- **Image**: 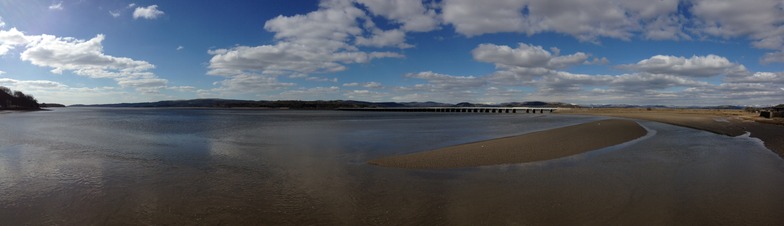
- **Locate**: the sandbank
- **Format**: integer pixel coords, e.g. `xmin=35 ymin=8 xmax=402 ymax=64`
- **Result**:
xmin=559 ymin=108 xmax=784 ymax=158
xmin=369 ymin=119 xmax=647 ymax=169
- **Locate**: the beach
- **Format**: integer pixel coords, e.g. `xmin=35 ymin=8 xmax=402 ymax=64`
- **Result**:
xmin=558 ymin=108 xmax=784 ymax=158
xmin=370 ymin=119 xmax=647 ymax=169
xmin=370 ymin=108 xmax=784 ymax=169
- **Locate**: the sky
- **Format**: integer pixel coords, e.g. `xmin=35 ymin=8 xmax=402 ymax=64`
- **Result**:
xmin=0 ymin=0 xmax=783 ymax=106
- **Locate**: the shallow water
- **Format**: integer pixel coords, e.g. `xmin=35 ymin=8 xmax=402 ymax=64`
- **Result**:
xmin=1 ymin=108 xmax=782 ymax=225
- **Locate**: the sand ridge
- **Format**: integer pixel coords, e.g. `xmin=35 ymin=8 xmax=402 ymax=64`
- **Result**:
xmin=369 ymin=119 xmax=648 ymax=169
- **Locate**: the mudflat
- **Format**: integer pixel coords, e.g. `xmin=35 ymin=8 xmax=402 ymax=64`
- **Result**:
xmin=559 ymin=108 xmax=784 ymax=158
xmin=369 ymin=119 xmax=647 ymax=169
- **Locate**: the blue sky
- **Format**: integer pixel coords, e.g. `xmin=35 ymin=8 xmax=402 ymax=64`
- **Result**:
xmin=0 ymin=0 xmax=782 ymax=105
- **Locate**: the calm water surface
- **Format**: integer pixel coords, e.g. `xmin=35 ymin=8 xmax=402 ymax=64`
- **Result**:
xmin=1 ymin=108 xmax=783 ymax=225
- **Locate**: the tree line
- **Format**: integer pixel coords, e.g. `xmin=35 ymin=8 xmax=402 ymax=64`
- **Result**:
xmin=0 ymin=86 xmax=40 ymax=110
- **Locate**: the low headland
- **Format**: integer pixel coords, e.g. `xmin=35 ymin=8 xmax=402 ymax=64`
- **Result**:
xmin=0 ymin=86 xmax=42 ymax=111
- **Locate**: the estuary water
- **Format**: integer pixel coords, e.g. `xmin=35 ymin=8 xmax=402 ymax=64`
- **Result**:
xmin=1 ymin=108 xmax=783 ymax=225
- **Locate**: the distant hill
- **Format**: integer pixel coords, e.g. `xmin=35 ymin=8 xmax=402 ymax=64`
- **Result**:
xmin=72 ymin=99 xmax=393 ymax=109
xmin=68 ymin=99 xmax=762 ymax=110
xmin=69 ymin=99 xmax=579 ymax=110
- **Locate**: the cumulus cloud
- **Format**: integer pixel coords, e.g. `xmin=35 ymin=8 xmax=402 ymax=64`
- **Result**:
xmin=0 ymin=24 xmax=171 ymax=93
xmin=343 ymin=81 xmax=382 ymax=88
xmin=438 ymin=0 xmax=784 ymax=63
xmin=761 ymin=51 xmax=784 ymax=64
xmin=725 ymin=72 xmax=784 ymax=84
xmin=21 ymin=34 xmax=155 ymax=76
xmin=390 ymin=45 xmax=782 ymax=105
xmin=209 ymin=1 xmax=406 ymax=78
xmin=472 ymin=43 xmax=590 ymax=70
xmin=355 ymin=0 xmax=439 ymax=32
xmin=208 ymin=43 xmax=401 ymax=77
xmin=0 ymin=27 xmax=33 ymax=56
xmin=206 ymin=0 xmax=417 ymax=95
xmin=355 ymin=29 xmax=411 ymax=48
xmin=441 ymin=0 xmax=681 ymax=41
xmin=133 ymin=5 xmax=165 ymax=20
xmin=690 ymin=0 xmax=784 ymax=49
xmin=0 ymin=78 xmax=68 ymax=89
xmin=619 ymin=55 xmax=746 ymax=77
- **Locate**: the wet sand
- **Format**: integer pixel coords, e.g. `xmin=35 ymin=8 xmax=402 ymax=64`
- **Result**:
xmin=559 ymin=108 xmax=784 ymax=158
xmin=369 ymin=119 xmax=647 ymax=169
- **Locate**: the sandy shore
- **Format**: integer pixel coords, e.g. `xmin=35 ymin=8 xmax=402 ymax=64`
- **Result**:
xmin=369 ymin=119 xmax=647 ymax=169
xmin=559 ymin=108 xmax=784 ymax=158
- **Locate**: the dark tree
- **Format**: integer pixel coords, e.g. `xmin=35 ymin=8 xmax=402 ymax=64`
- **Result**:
xmin=0 ymin=86 xmax=41 ymax=110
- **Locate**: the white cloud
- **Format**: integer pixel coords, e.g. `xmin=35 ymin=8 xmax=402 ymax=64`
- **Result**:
xmin=167 ymin=86 xmax=196 ymax=92
xmin=109 ymin=10 xmax=121 ymax=18
xmin=355 ymin=0 xmax=439 ymax=32
xmin=263 ymin=1 xmax=364 ymax=49
xmin=0 ymin=78 xmax=68 ymax=89
xmin=441 ymin=0 xmax=527 ymax=37
xmin=344 ymin=89 xmax=388 ymax=101
xmin=21 ymin=34 xmax=155 ymax=76
xmin=342 ymin=81 xmax=382 ymax=88
xmin=690 ymin=0 xmax=784 ymax=50
xmin=472 ymin=43 xmax=590 ymax=70
xmin=620 ymin=55 xmax=746 ymax=77
xmin=176 ymin=45 xmax=184 ymax=51
xmin=49 ymin=2 xmax=64 ymax=10
xmin=355 ymin=29 xmax=411 ymax=48
xmin=0 ymin=70 xmax=5 ymax=75
xmin=207 ymin=1 xmax=411 ymax=95
xmin=1 ymin=30 xmax=170 ymax=93
xmin=133 ymin=5 xmax=165 ymax=20
xmin=363 ymin=81 xmax=382 ymax=88
xmin=0 ymin=27 xmax=34 ymax=56
xmin=305 ymin=76 xmax=338 ymax=82
xmin=725 ymin=72 xmax=784 ymax=84
xmin=441 ymin=0 xmax=681 ymax=41
xmin=208 ymin=43 xmax=400 ymax=77
xmin=405 ymin=71 xmax=486 ymax=91
xmin=761 ymin=51 xmax=784 ymax=64
xmin=642 ymin=15 xmax=690 ymax=40
xmin=438 ymin=0 xmax=782 ymax=63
